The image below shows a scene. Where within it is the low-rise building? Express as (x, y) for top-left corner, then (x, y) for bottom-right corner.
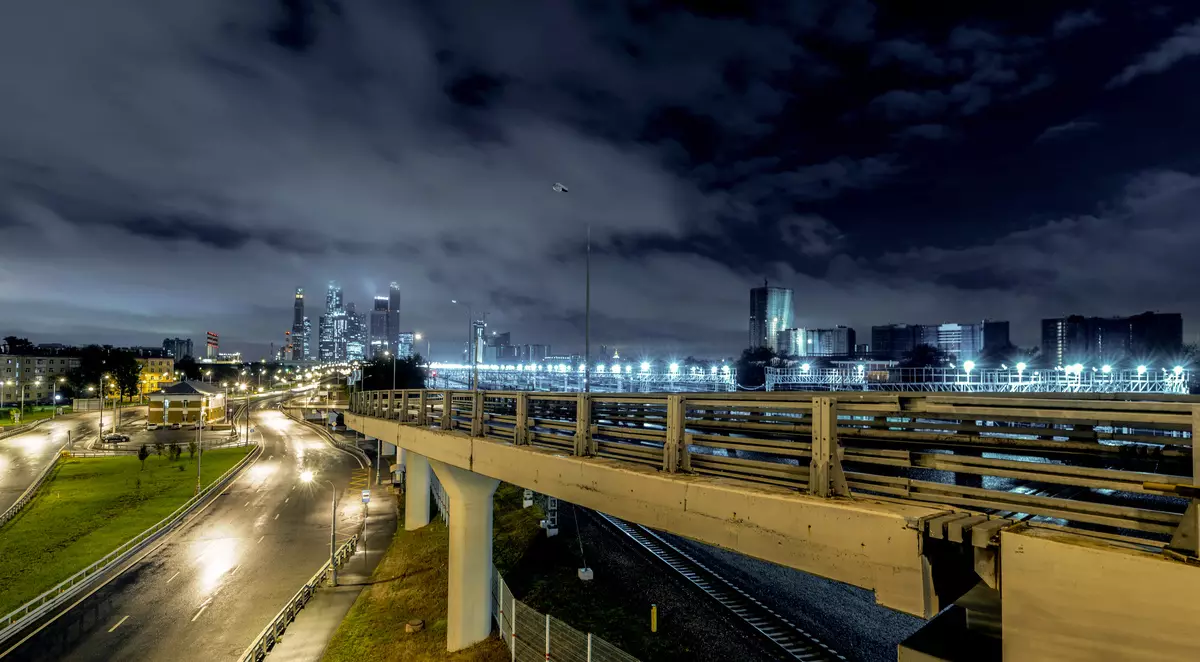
(136, 357), (175, 398)
(146, 381), (227, 425)
(1, 355), (80, 405)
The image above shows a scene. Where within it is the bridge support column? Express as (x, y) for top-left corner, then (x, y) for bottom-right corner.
(405, 452), (431, 531)
(429, 460), (500, 652)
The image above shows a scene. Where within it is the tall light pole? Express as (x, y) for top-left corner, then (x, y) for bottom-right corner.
(53, 377), (65, 417)
(195, 402), (206, 495)
(552, 182), (589, 392)
(415, 333), (430, 361)
(300, 470), (338, 586)
(451, 300), (477, 390)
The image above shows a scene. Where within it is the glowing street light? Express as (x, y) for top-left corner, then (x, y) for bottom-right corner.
(1137, 365), (1147, 376)
(300, 469), (340, 586)
(669, 363), (679, 375)
(1173, 366), (1184, 376)
(1101, 365), (1112, 374)
(801, 363), (810, 372)
(640, 362), (651, 373)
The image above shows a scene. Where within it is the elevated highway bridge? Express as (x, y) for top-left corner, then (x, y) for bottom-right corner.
(347, 388), (1200, 661)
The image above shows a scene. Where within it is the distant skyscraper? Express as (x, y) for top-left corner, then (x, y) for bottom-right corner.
(872, 321), (1010, 361)
(388, 282), (401, 355)
(162, 337), (194, 361)
(302, 317), (312, 359)
(205, 332), (219, 359)
(369, 296), (390, 357)
(1041, 312), (1181, 367)
(777, 327), (856, 357)
(290, 288), (306, 361)
(325, 281), (343, 315)
(345, 302), (365, 361)
(397, 331), (415, 359)
(749, 281), (794, 351)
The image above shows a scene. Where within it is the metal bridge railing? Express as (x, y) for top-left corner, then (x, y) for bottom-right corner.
(350, 389), (1200, 553)
(766, 366), (1192, 393)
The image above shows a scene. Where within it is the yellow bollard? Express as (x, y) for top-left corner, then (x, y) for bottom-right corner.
(651, 604), (657, 633)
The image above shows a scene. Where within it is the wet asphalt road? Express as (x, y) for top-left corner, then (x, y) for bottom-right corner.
(5, 402), (364, 662)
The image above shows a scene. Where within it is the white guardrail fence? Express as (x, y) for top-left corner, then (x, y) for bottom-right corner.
(0, 444), (262, 646)
(239, 531), (361, 661)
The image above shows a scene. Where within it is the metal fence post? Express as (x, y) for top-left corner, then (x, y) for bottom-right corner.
(1170, 406), (1200, 555)
(515, 393), (528, 445)
(511, 597), (517, 662)
(575, 393), (591, 456)
(545, 613), (550, 660)
(441, 390), (452, 429)
(587, 633), (592, 662)
(472, 391), (485, 437)
(664, 394), (685, 473)
(808, 396), (848, 497)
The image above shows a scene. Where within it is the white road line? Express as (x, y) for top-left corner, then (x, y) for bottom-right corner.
(284, 497), (289, 504)
(231, 564), (241, 575)
(256, 535), (265, 544)
(274, 513), (279, 520)
(191, 605), (208, 622)
(244, 501), (250, 507)
(166, 571), (180, 584)
(107, 615), (130, 633)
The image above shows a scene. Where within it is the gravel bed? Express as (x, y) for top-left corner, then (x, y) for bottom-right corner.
(663, 532), (925, 662)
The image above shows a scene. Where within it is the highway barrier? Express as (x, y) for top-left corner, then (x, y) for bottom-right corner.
(0, 418), (48, 441)
(0, 443), (262, 650)
(0, 444), (65, 529)
(239, 532), (360, 661)
(353, 388), (1199, 551)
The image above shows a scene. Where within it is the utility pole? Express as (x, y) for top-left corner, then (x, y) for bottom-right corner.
(552, 182), (589, 393)
(195, 403), (205, 495)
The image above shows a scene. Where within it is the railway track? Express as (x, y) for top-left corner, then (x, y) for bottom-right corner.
(595, 512), (846, 662)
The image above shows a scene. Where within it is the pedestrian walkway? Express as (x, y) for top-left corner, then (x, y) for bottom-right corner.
(268, 487), (398, 661)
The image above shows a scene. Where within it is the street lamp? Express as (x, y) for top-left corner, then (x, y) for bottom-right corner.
(415, 332), (430, 360)
(552, 181), (591, 393)
(300, 469), (339, 586)
(451, 299), (478, 390)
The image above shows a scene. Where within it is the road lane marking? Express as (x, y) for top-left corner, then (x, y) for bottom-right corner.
(191, 605), (208, 622)
(108, 616), (130, 633)
(284, 497), (289, 504)
(231, 564), (241, 576)
(166, 571), (180, 584)
(256, 535), (265, 544)
(274, 513), (280, 520)
(244, 501), (250, 507)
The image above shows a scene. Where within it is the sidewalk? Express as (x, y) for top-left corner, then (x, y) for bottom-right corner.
(268, 487), (399, 661)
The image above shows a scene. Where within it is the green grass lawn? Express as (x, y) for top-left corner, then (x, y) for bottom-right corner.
(0, 446), (252, 615)
(0, 406), (72, 427)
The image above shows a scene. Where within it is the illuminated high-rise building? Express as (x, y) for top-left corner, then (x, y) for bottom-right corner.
(369, 296), (390, 358)
(748, 281), (794, 351)
(290, 288), (307, 361)
(388, 282), (402, 355)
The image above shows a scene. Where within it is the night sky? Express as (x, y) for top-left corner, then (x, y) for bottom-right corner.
(3, 1), (1199, 360)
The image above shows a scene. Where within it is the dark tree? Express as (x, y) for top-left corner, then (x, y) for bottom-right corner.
(2, 336), (35, 355)
(900, 344), (948, 368)
(109, 352), (142, 398)
(188, 440), (197, 459)
(735, 346), (778, 390)
(176, 356), (199, 380)
(138, 444), (150, 470)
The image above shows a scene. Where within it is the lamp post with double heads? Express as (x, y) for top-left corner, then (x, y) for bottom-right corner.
(552, 182), (590, 393)
(451, 300), (477, 390)
(300, 470), (339, 586)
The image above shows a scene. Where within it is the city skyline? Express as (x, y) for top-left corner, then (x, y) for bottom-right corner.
(4, 3), (1200, 359)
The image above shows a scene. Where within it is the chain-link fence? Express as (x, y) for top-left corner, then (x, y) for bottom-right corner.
(493, 568), (639, 662)
(427, 473), (638, 661)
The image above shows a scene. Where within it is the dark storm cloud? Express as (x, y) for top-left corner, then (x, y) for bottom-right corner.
(1053, 10), (1104, 38)
(1108, 18), (1200, 87)
(3, 1), (1200, 357)
(1035, 120), (1100, 142)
